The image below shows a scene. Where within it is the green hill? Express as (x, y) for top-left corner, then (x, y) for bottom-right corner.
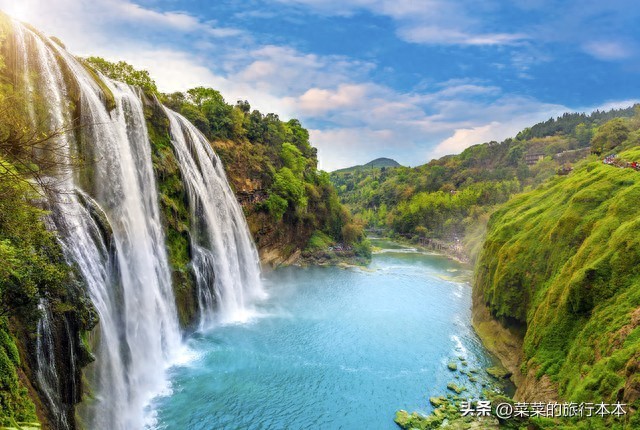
(332, 157), (401, 174)
(396, 114), (640, 429)
(362, 157), (401, 168)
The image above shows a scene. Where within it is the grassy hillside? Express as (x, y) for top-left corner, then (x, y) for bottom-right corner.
(474, 150), (640, 427)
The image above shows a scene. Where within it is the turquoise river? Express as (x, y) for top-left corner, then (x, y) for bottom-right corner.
(151, 239), (497, 429)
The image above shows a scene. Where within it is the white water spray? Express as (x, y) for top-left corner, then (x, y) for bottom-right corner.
(14, 23), (180, 429)
(164, 108), (265, 327)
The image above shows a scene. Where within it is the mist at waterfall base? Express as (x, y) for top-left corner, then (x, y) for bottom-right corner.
(153, 241), (495, 429)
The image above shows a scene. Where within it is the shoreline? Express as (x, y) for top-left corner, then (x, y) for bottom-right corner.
(372, 236), (534, 400)
(377, 235), (472, 266)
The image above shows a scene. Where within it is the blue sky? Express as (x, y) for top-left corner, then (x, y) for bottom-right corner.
(2, 0), (639, 170)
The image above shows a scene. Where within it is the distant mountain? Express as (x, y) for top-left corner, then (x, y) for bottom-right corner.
(363, 158), (401, 168)
(333, 157), (401, 173)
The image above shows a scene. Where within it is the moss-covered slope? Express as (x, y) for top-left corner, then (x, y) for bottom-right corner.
(143, 96), (199, 327)
(475, 149), (640, 425)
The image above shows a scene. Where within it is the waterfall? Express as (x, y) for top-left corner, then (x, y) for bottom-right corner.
(11, 17), (264, 429)
(15, 23), (77, 430)
(35, 301), (71, 430)
(14, 22), (181, 429)
(13, 23), (37, 123)
(164, 108), (265, 327)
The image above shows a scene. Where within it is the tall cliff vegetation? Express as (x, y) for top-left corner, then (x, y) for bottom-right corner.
(0, 16), (96, 427)
(474, 137), (640, 427)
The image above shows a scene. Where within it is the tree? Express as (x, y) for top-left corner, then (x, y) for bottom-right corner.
(184, 87), (235, 140)
(186, 87), (225, 107)
(269, 167), (307, 216)
(0, 90), (79, 197)
(280, 142), (305, 175)
(341, 222), (362, 244)
(574, 123), (593, 146)
(264, 194), (288, 221)
(590, 118), (629, 154)
(85, 57), (158, 94)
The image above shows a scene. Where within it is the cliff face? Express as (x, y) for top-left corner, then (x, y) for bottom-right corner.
(209, 135), (367, 267)
(209, 138), (309, 266)
(0, 170), (97, 430)
(144, 96), (200, 327)
(474, 152), (640, 425)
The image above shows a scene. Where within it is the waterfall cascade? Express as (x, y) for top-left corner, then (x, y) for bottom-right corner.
(10, 19), (263, 429)
(35, 301), (71, 430)
(164, 108), (264, 327)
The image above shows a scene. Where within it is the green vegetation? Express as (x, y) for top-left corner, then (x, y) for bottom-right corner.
(85, 56), (158, 95)
(161, 86), (370, 262)
(396, 391), (636, 429)
(331, 106), (639, 263)
(333, 157), (401, 174)
(86, 58), (370, 265)
(0, 315), (37, 427)
(591, 118), (631, 155)
(143, 98), (199, 326)
(0, 20), (96, 427)
(0, 157), (97, 427)
(517, 107), (636, 141)
(475, 146), (640, 428)
(446, 382), (466, 394)
(395, 396), (501, 429)
(387, 111), (640, 427)
(485, 366), (511, 380)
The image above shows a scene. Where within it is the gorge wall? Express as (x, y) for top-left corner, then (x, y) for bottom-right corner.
(474, 152), (640, 427)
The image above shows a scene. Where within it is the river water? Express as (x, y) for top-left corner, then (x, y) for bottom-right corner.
(152, 239), (495, 429)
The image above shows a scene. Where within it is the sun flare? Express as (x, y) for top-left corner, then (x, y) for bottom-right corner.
(4, 2), (31, 21)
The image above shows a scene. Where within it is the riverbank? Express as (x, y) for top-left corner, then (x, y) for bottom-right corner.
(470, 295), (559, 403)
(259, 241), (371, 268)
(372, 235), (471, 266)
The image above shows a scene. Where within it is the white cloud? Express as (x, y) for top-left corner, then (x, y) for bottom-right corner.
(311, 127), (418, 171)
(3, 0), (629, 172)
(398, 26), (526, 46)
(112, 1), (203, 31)
(0, 0), (242, 53)
(582, 41), (632, 61)
(275, 0), (527, 46)
(429, 121), (536, 161)
(100, 48), (226, 92)
(109, 0), (241, 37)
(295, 84), (574, 170)
(289, 84), (371, 115)
(588, 99), (640, 112)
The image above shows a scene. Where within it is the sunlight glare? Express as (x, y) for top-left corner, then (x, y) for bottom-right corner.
(5, 2), (32, 21)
